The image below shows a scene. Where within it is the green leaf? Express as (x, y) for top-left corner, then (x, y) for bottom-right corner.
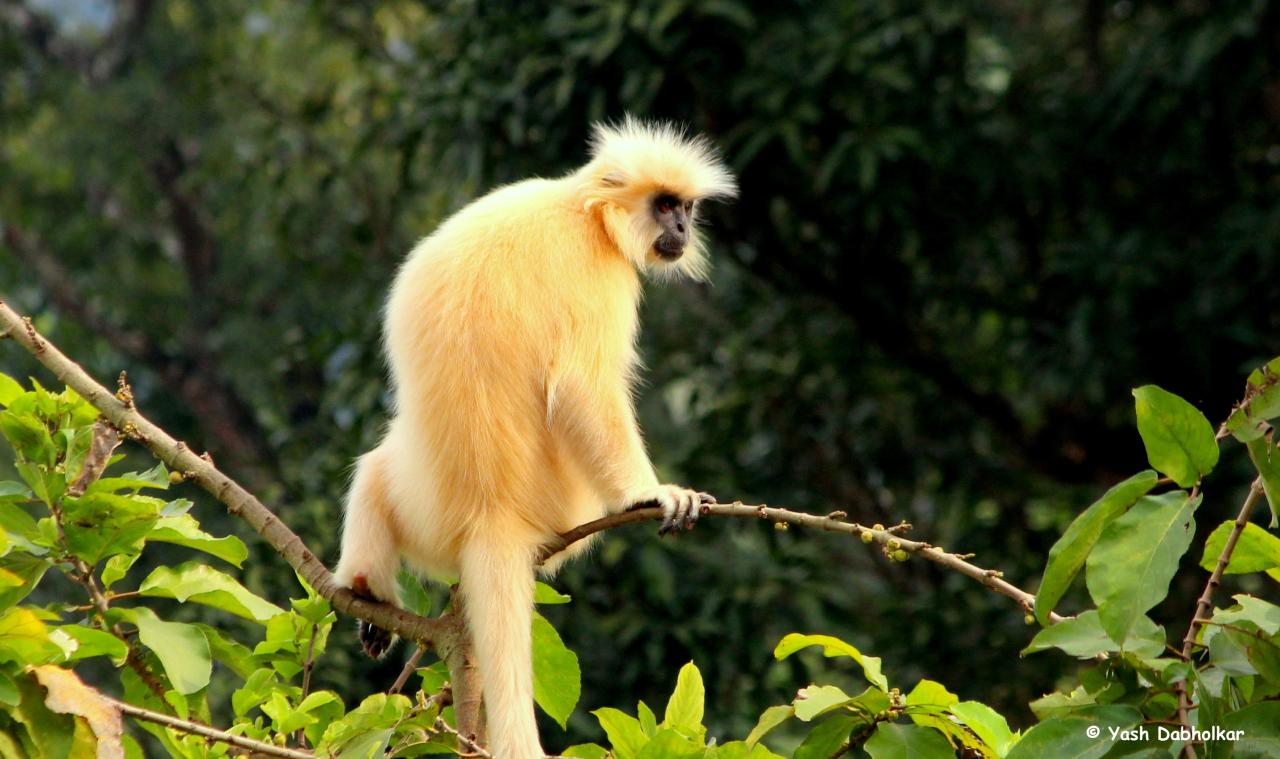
(148, 515), (248, 567)
(1220, 701), (1280, 758)
(100, 551), (140, 590)
(662, 662), (705, 738)
(637, 699), (657, 735)
(0, 375), (22, 407)
(1247, 437), (1280, 528)
(0, 500), (40, 549)
(0, 481), (33, 506)
(905, 679), (957, 709)
(1023, 610), (1165, 659)
(61, 492), (159, 564)
(58, 624), (128, 661)
(534, 581), (572, 604)
(1226, 358), (1280, 443)
(0, 669), (17, 706)
(1223, 623), (1280, 683)
(1086, 492), (1198, 645)
(593, 707), (648, 759)
(232, 668), (278, 717)
(774, 632), (888, 690)
(336, 728), (393, 759)
(793, 715), (861, 759)
(1006, 706), (1141, 759)
(0, 411), (56, 466)
(396, 569), (433, 616)
(1213, 595), (1280, 635)
(864, 722), (954, 759)
(138, 562), (284, 621)
(88, 463), (171, 494)
(195, 623), (257, 679)
(562, 744), (609, 758)
(1132, 385), (1219, 487)
(1200, 521), (1280, 574)
(745, 704), (793, 747)
(0, 608), (65, 664)
(635, 728), (704, 759)
(949, 701), (1015, 757)
(793, 684), (853, 721)
(119, 607), (211, 694)
(531, 611), (579, 729)
(0, 553), (50, 610)
(1035, 471), (1158, 624)
(715, 743), (787, 759)
(1028, 687), (1095, 720)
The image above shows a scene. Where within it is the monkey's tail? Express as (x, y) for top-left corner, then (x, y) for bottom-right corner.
(459, 535), (544, 759)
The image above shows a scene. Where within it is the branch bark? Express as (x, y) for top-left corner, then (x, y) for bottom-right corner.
(0, 298), (449, 648)
(539, 503), (1065, 623)
(109, 697), (317, 759)
(1175, 477), (1264, 757)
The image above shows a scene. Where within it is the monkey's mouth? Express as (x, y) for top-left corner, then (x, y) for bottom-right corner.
(654, 234), (684, 261)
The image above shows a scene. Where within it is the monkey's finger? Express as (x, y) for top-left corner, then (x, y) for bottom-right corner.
(698, 492), (717, 505)
(680, 491), (701, 530)
(677, 490), (699, 531)
(657, 492), (680, 536)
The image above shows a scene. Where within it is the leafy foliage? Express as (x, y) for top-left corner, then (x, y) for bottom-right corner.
(2, 357), (1279, 756)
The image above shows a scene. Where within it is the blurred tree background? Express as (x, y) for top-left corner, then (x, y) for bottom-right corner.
(1, 0), (1277, 750)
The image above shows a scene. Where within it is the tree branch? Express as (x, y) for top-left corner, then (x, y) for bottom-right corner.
(1176, 477), (1264, 755)
(539, 503), (1066, 623)
(0, 298), (448, 648)
(108, 696), (316, 759)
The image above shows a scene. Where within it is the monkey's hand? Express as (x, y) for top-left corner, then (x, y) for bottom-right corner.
(350, 573), (397, 659)
(625, 485), (716, 536)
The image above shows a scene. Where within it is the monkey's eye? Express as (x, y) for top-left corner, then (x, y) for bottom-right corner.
(684, 201), (693, 214)
(654, 194), (678, 214)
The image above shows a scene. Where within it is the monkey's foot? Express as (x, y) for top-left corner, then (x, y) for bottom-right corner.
(351, 573), (397, 659)
(626, 485), (716, 536)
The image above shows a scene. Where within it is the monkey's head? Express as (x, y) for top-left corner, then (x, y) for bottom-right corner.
(579, 117), (737, 280)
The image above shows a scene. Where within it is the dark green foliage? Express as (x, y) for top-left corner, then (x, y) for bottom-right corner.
(2, 0), (1279, 750)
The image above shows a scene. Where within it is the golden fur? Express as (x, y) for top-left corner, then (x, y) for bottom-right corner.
(334, 117), (735, 759)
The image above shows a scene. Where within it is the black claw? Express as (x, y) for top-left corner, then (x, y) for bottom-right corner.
(359, 620), (394, 659)
(350, 574), (396, 659)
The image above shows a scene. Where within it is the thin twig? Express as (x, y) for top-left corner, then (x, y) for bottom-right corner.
(539, 502), (1066, 623)
(1176, 478), (1264, 757)
(109, 696), (316, 759)
(390, 645), (427, 696)
(433, 713), (494, 759)
(294, 622), (320, 747)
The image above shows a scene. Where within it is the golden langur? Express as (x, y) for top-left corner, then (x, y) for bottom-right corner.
(333, 118), (736, 759)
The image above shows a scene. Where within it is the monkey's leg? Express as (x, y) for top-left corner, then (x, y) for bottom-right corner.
(459, 534), (544, 759)
(334, 448), (402, 658)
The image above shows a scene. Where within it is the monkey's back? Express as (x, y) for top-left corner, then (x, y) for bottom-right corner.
(378, 176), (638, 567)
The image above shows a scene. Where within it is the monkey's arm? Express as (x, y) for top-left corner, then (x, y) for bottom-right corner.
(553, 376), (712, 534)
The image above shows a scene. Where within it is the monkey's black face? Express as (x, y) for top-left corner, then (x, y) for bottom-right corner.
(652, 192), (692, 260)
